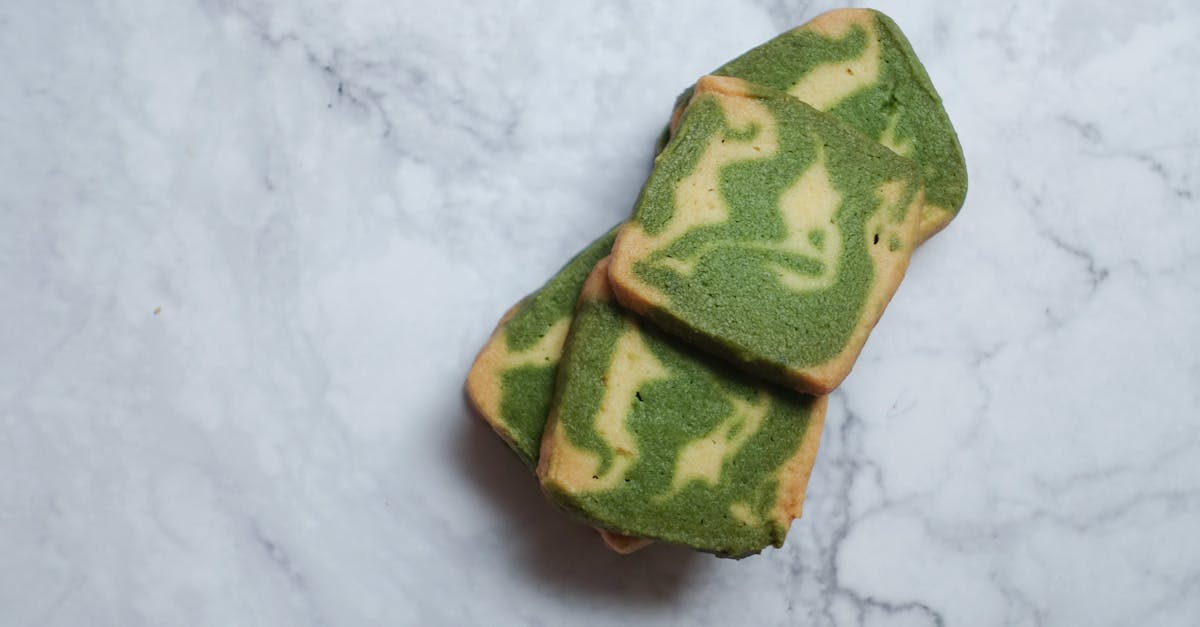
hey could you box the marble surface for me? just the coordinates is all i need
[2,0,1198,624]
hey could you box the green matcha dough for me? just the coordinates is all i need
[610,75,924,395]
[670,8,966,241]
[466,228,617,467]
[538,258,826,558]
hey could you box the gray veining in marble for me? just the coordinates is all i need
[2,0,1198,625]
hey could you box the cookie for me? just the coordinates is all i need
[466,228,617,468]
[609,75,924,395]
[537,258,827,558]
[671,8,966,242]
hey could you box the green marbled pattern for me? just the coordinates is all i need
[479,228,616,467]
[624,81,921,381]
[676,9,966,228]
[541,277,822,557]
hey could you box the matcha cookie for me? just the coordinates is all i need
[610,76,924,395]
[538,258,827,558]
[671,8,966,242]
[466,228,618,468]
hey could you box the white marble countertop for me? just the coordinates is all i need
[3,0,1198,625]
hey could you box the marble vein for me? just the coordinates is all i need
[2,0,1200,625]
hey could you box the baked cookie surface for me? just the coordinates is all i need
[466,229,617,467]
[538,258,826,558]
[673,8,966,241]
[611,75,923,394]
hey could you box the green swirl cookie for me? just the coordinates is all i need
[538,258,826,558]
[671,8,966,241]
[611,75,924,394]
[466,228,618,468]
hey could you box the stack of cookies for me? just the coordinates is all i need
[466,9,966,558]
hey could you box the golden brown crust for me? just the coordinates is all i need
[915,204,954,245]
[608,225,662,317]
[694,74,753,98]
[789,186,925,393]
[464,300,526,445]
[577,256,614,302]
[667,101,687,137]
[598,530,653,554]
[771,394,829,525]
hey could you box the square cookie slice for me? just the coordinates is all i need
[671,9,966,242]
[538,258,827,558]
[610,75,923,395]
